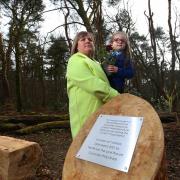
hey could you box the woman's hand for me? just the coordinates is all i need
[107,65,118,73]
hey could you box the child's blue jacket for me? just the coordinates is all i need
[107,51,135,92]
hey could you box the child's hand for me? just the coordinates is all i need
[107,65,118,73]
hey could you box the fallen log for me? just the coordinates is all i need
[15,120,70,134]
[158,112,180,124]
[0,114,69,125]
[0,122,25,131]
[62,93,167,180]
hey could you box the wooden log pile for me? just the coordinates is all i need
[0,114,70,135]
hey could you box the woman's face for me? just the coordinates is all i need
[111,34,127,51]
[77,35,94,57]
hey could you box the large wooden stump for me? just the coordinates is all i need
[0,136,42,180]
[62,93,167,180]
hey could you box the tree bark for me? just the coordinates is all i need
[168,0,177,111]
[14,33,23,112]
[0,33,11,105]
[0,114,69,124]
[15,120,70,134]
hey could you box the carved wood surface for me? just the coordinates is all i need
[62,93,165,180]
[0,136,42,180]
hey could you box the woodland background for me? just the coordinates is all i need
[0,1,180,179]
[0,0,180,115]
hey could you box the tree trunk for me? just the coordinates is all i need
[14,34,22,112]
[94,1,105,58]
[146,0,162,99]
[0,33,11,105]
[168,0,177,112]
[38,49,46,108]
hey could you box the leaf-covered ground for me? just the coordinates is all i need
[1,122,180,180]
[163,123,180,180]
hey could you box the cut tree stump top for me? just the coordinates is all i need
[0,136,37,151]
[62,93,165,180]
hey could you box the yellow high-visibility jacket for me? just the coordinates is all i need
[66,52,119,138]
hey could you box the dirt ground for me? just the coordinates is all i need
[163,122,180,180]
[1,122,180,180]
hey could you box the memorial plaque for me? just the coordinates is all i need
[76,114,143,172]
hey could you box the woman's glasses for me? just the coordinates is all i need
[113,38,126,43]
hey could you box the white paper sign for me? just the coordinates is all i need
[76,114,143,173]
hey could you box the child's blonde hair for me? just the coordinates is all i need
[110,31,132,59]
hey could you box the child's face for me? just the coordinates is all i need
[111,34,127,51]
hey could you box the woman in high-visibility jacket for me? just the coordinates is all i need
[66,31,119,138]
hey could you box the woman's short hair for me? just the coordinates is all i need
[71,31,95,57]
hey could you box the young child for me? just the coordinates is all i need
[103,31,135,93]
